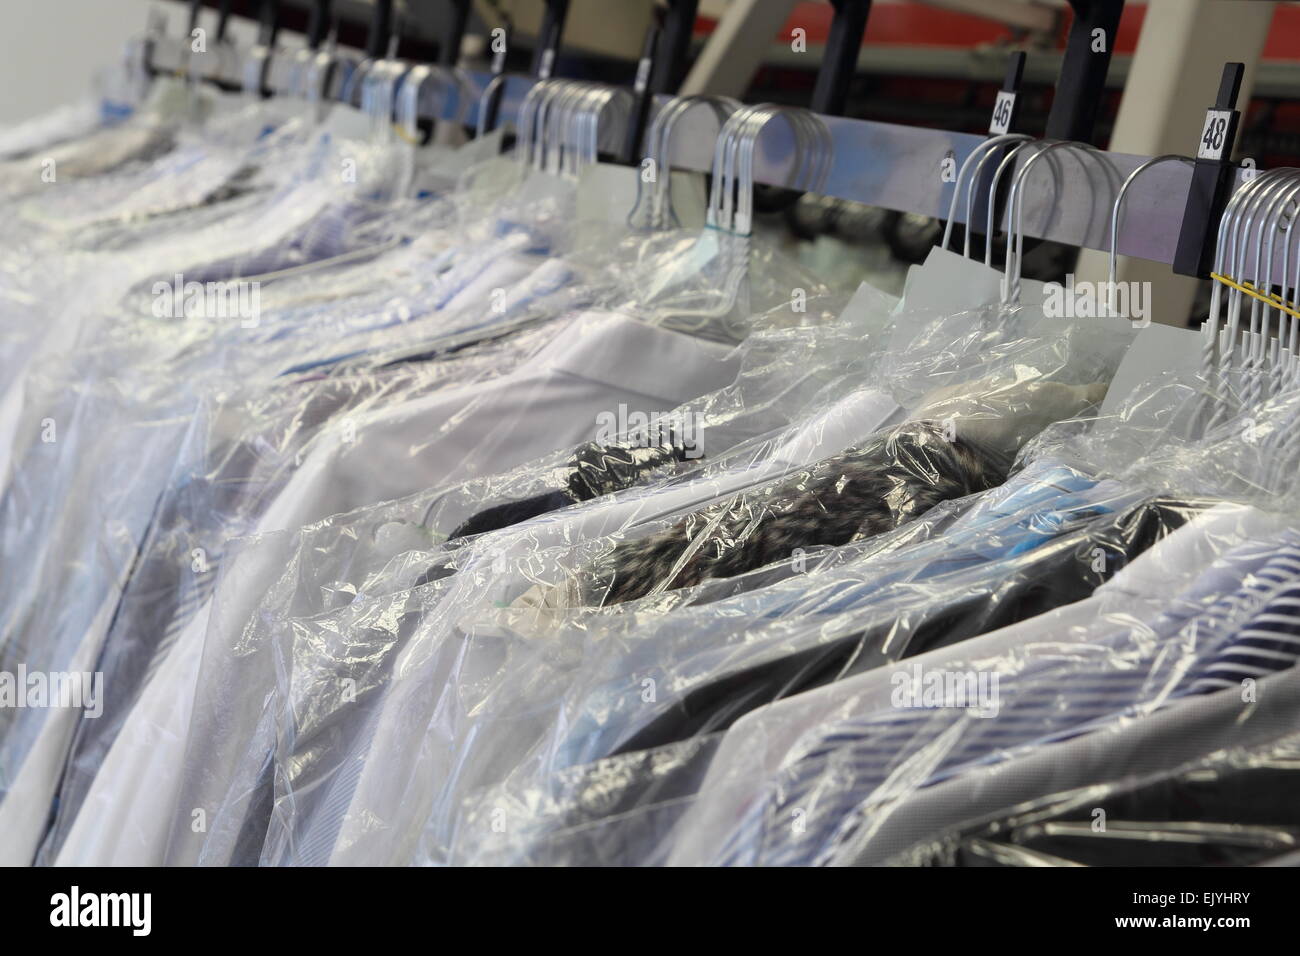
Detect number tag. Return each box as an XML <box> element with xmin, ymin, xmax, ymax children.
<box><xmin>989</xmin><ymin>91</ymin><xmax>1016</xmax><ymax>135</ymax></box>
<box><xmin>634</xmin><ymin>56</ymin><xmax>652</xmax><ymax>94</ymax></box>
<box><xmin>1198</xmin><ymin>109</ymin><xmax>1232</xmax><ymax>160</ymax></box>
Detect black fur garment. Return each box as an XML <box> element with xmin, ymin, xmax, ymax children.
<box><xmin>566</xmin><ymin>432</ymin><xmax>698</xmax><ymax>501</ymax></box>
<box><xmin>597</xmin><ymin>421</ymin><xmax>1008</xmax><ymax>604</ymax></box>
<box><xmin>445</xmin><ymin>432</ymin><xmax>699</xmax><ymax>542</ymax></box>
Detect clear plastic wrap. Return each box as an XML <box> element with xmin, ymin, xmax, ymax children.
<box><xmin>9</xmin><ymin>280</ymin><xmax>721</xmax><ymax>863</ymax></box>
<box><xmin>879</xmin><ymin>700</ymin><xmax>1300</xmax><ymax>867</ymax></box>
<box><xmin>0</xmin><ymin>348</ymin><xmax>200</xmax><ymax>862</ymax></box>
<box><xmin>0</xmin><ymin>105</ymin><xmax>422</xmax><ymax>506</ymax></box>
<box><xmin>140</xmin><ymin>307</ymin><xmax>1132</xmax><ymax>867</ymax></box>
<box><xmin>2</xmin><ymin>107</ymin><xmax>707</xmax><ymax>863</ymax></box>
<box><xmin>285</xmin><ymin>462</ymin><xmax>1143</xmax><ymax>866</ymax></box>
<box><xmin>191</xmin><ymin>293</ymin><xmax>1122</xmax><ymax>640</ymax></box>
<box><xmin>270</xmin><ymin>349</ymin><xmax>1300</xmax><ymax>868</ymax></box>
<box><xmin>150</xmin><ymin>294</ymin><xmax>892</xmax><ymax>865</ymax></box>
<box><xmin>30</xmin><ymin>327</ymin><xmax>586</xmax><ymax>864</ymax></box>
<box><xmin>453</xmin><ymin>375</ymin><xmax>1300</xmax><ymax>868</ymax></box>
<box><xmin>0</xmin><ymin>179</ymin><xmax>488</xmax><ymax>717</ymax></box>
<box><xmin>191</xmin><ymin>286</ymin><xmax>893</xmax><ymax>627</ymax></box>
<box><xmin>0</xmin><ymin>96</ymin><xmax>106</xmax><ymax>161</ymax></box>
<box><xmin>14</xmin><ymin>74</ymin><xmax>1294</xmax><ymax>873</ymax></box>
<box><xmin>48</xmin><ymin>291</ymin><xmax>863</xmax><ymax>868</ymax></box>
<box><xmin>655</xmin><ymin>507</ymin><xmax>1299</xmax><ymax>866</ymax></box>
<box><xmin>0</xmin><ymin>76</ymin><xmax>209</xmax><ymax>209</ymax></box>
<box><xmin>33</xmin><ymin>297</ymin><xmax>748</xmax><ymax>864</ymax></box>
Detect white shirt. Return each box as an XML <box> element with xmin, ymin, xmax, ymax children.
<box><xmin>56</xmin><ymin>311</ymin><xmax>741</xmax><ymax>866</ymax></box>
<box><xmin>255</xmin><ymin>386</ymin><xmax>905</xmax><ymax>866</ymax></box>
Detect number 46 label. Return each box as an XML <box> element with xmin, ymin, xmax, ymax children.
<box><xmin>989</xmin><ymin>91</ymin><xmax>1016</xmax><ymax>135</ymax></box>
<box><xmin>1198</xmin><ymin>109</ymin><xmax>1233</xmax><ymax>160</ymax></box>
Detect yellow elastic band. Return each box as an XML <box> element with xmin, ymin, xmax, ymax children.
<box><xmin>392</xmin><ymin>123</ymin><xmax>420</xmax><ymax>145</ymax></box>
<box><xmin>1210</xmin><ymin>272</ymin><xmax>1300</xmax><ymax>322</ymax></box>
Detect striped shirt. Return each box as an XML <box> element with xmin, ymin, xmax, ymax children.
<box><xmin>716</xmin><ymin>537</ymin><xmax>1300</xmax><ymax>866</ymax></box>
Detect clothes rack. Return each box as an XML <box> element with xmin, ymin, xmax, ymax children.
<box><xmin>143</xmin><ymin>20</ymin><xmax>1249</xmax><ymax>274</ymax></box>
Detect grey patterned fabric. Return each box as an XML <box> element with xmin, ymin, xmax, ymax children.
<box><xmin>596</xmin><ymin>421</ymin><xmax>1006</xmax><ymax>604</ymax></box>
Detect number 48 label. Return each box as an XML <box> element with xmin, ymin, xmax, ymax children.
<box><xmin>1198</xmin><ymin>109</ymin><xmax>1233</xmax><ymax>160</ymax></box>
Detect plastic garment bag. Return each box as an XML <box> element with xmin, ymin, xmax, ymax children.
<box><xmin>0</xmin><ymin>75</ymin><xmax>768</xmax><ymax>867</ymax></box>
<box><xmin>95</xmin><ymin>291</ymin><xmax>870</xmax><ymax>863</ymax></box>
<box><xmin>420</xmin><ymin>490</ymin><xmax>1285</xmax><ymax>865</ymax></box>
<box><xmin>0</xmin><ymin>126</ymin><xmax>423</xmax><ymax>686</ymax></box>
<box><xmin>0</xmin><ymin>97</ymin><xmax>106</xmax><ymax>161</ymax></box>
<box><xmin>114</xmin><ymin>293</ymin><xmax>873</xmax><ymax>868</ymax></box>
<box><xmin>317</xmin><ymin>354</ymin><xmax>1283</xmax><ymax>867</ymax></box>
<box><xmin>23</xmin><ymin>313</ymin><xmax>546</xmax><ymax>864</ymax></box>
<box><xmin>0</xmin><ymin>135</ymin><xmax>599</xmax><ymax>864</ymax></box>
<box><xmin>881</xmin><ymin>710</ymin><xmax>1300</xmax><ymax>867</ymax></box>
<box><xmin>42</xmin><ymin>302</ymin><xmax>747</xmax><ymax>865</ymax></box>
<box><xmin>1</xmin><ymin>72</ymin><xmax>1210</xmax><ymax>873</ymax></box>
<box><xmin>4</xmin><ymin>78</ymin><xmax>853</xmax><ymax>865</ymax></box>
<box><xmin>651</xmin><ymin>379</ymin><xmax>1300</xmax><ymax>868</ymax></box>
<box><xmin>22</xmin><ymin>265</ymin><xmax>702</xmax><ymax>863</ymax></box>
<box><xmin>0</xmin><ymin>76</ymin><xmax>371</xmax><ymax>245</ymax></box>
<box><xmin>164</xmin><ymin>310</ymin><xmax>1128</xmax><ymax>866</ymax></box>
<box><xmin>204</xmin><ymin>287</ymin><xmax>892</xmax><ymax>629</ymax></box>
<box><xmin>9</xmin><ymin>97</ymin><xmax>306</xmax><ymax>238</ymax></box>
<box><xmin>282</xmin><ymin>459</ymin><xmax>1141</xmax><ymax>866</ymax></box>
<box><xmin>0</xmin><ymin>76</ymin><xmax>224</xmax><ymax>208</ymax></box>
<box><xmin>0</xmin><ymin>112</ymin><xmax>417</xmax><ymax>488</ymax></box>
<box><xmin>31</xmin><ymin>323</ymin><xmax>580</xmax><ymax>864</ymax></box>
<box><xmin>670</xmin><ymin>516</ymin><xmax>1300</xmax><ymax>866</ymax></box>
<box><xmin>0</xmin><ymin>115</ymin><xmax>174</xmax><ymax>203</ymax></box>
<box><xmin>156</xmin><ymin>298</ymin><xmax>900</xmax><ymax>865</ymax></box>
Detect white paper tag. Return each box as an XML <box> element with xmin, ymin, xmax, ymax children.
<box><xmin>896</xmin><ymin>246</ymin><xmax>1007</xmax><ymax>314</ymax></box>
<box><xmin>840</xmin><ymin>280</ymin><xmax>901</xmax><ymax>334</ymax></box>
<box><xmin>575</xmin><ymin>161</ymin><xmax>708</xmax><ymax>231</ymax></box>
<box><xmin>634</xmin><ymin>57</ymin><xmax>652</xmax><ymax>93</ymax></box>
<box><xmin>458</xmin><ymin>154</ymin><xmax>525</xmax><ymax>202</ymax></box>
<box><xmin>577</xmin><ymin>163</ymin><xmax>639</xmax><ymax>226</ymax></box>
<box><xmin>897</xmin><ymin>246</ymin><xmax>1051</xmax><ymax>315</ymax></box>
<box><xmin>432</xmin><ymin>127</ymin><xmax>505</xmax><ymax>177</ymax></box>
<box><xmin>1100</xmin><ymin>322</ymin><xmax>1207</xmax><ymax>436</ymax></box>
<box><xmin>320</xmin><ymin>102</ymin><xmax>372</xmax><ymax>141</ymax></box>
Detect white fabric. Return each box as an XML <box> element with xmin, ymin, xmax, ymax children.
<box><xmin>55</xmin><ymin>310</ymin><xmax>741</xmax><ymax>865</ymax></box>
<box><xmin>322</xmin><ymin>386</ymin><xmax>906</xmax><ymax>865</ymax></box>
<box><xmin>54</xmin><ymin>604</ymin><xmax>209</xmax><ymax>867</ymax></box>
<box><xmin>0</xmin><ymin>99</ymin><xmax>102</xmax><ymax>160</ymax></box>
<box><xmin>0</xmin><ymin>591</ymin><xmax>117</xmax><ymax>865</ymax></box>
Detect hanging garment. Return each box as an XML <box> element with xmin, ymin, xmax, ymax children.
<box><xmin>0</xmin><ymin>97</ymin><xmax>105</xmax><ymax>160</ymax></box>
<box><xmin>256</xmin><ymin>463</ymin><xmax>1133</xmax><ymax>866</ymax></box>
<box><xmin>712</xmin><ymin>536</ymin><xmax>1300</xmax><ymax>866</ymax></box>
<box><xmin>230</xmin><ymin>355</ymin><xmax>1110</xmax><ymax>865</ymax></box>
<box><xmin>9</xmin><ymin>53</ymin><xmax>1288</xmax><ymax>874</ymax></box>
<box><xmin>891</xmin><ymin>731</ymin><xmax>1300</xmax><ymax>867</ymax></box>
<box><xmin>426</xmin><ymin>492</ymin><xmax>1267</xmax><ymax>866</ymax></box>
<box><xmin>45</xmin><ymin>310</ymin><xmax>743</xmax><ymax>866</ymax></box>
<box><xmin>31</xmin><ymin>337</ymin><xmax>564</xmax><ymax>865</ymax></box>
<box><xmin>660</xmin><ymin>503</ymin><xmax>1296</xmax><ymax>867</ymax></box>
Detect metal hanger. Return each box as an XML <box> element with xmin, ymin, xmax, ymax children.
<box><xmin>630</xmin><ymin>94</ymin><xmax>739</xmax><ymax>231</ymax></box>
